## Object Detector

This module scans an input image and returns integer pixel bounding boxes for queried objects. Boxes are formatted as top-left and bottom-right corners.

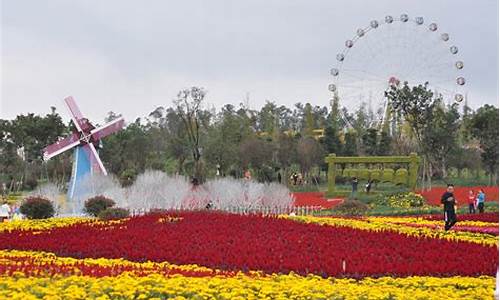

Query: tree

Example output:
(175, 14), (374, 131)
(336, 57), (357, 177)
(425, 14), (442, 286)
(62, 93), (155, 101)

(343, 130), (358, 156)
(323, 125), (343, 155)
(469, 104), (499, 185)
(362, 128), (378, 155)
(423, 101), (461, 178)
(296, 137), (324, 179)
(324, 94), (343, 155)
(239, 137), (275, 181)
(377, 131), (392, 156)
(303, 103), (315, 137)
(172, 87), (207, 181)
(204, 104), (250, 176)
(385, 82), (435, 190)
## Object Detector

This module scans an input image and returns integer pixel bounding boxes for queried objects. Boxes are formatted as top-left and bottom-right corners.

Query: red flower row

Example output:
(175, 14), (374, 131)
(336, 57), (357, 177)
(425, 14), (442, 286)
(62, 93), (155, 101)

(423, 212), (498, 223)
(395, 222), (499, 236)
(0, 212), (497, 278)
(419, 186), (498, 206)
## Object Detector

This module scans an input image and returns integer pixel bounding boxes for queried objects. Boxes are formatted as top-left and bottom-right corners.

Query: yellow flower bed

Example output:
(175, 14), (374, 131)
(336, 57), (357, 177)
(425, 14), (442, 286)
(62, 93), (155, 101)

(0, 218), (129, 233)
(367, 216), (498, 228)
(286, 216), (498, 246)
(0, 218), (90, 233)
(0, 273), (494, 300)
(0, 250), (235, 277)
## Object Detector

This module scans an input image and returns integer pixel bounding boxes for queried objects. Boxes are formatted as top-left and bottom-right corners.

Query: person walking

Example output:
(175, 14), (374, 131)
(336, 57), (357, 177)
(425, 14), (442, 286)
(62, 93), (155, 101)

(467, 190), (476, 214)
(476, 189), (485, 213)
(365, 179), (373, 194)
(0, 201), (10, 222)
(351, 177), (359, 199)
(441, 184), (458, 231)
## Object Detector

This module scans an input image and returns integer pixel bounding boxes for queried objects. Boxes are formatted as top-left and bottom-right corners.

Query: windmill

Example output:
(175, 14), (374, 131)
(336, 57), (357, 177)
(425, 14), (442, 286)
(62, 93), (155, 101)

(42, 96), (125, 199)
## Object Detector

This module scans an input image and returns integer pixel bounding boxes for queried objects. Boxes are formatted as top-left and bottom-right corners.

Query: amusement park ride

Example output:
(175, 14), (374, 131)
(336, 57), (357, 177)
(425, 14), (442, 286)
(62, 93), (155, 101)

(42, 97), (124, 199)
(328, 13), (467, 131)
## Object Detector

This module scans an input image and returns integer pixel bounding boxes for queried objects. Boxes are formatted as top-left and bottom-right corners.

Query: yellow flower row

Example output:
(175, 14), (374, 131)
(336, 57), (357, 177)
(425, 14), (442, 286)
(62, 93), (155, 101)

(0, 250), (237, 277)
(0, 272), (494, 300)
(368, 216), (498, 228)
(286, 215), (498, 246)
(0, 218), (127, 233)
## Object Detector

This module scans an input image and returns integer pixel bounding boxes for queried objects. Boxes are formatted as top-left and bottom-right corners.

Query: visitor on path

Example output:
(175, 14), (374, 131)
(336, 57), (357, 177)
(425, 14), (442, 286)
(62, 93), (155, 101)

(365, 180), (373, 194)
(277, 172), (282, 184)
(441, 184), (457, 231)
(292, 173), (299, 185)
(467, 190), (476, 214)
(244, 170), (252, 181)
(0, 201), (10, 222)
(351, 177), (359, 198)
(476, 189), (485, 213)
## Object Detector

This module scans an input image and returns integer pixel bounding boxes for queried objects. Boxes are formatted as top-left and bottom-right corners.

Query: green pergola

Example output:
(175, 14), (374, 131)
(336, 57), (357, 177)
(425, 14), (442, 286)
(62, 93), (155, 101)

(325, 153), (420, 197)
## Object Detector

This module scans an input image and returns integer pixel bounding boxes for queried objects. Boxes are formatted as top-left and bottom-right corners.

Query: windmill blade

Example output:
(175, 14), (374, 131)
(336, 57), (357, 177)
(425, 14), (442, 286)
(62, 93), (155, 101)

(42, 133), (81, 160)
(64, 96), (85, 132)
(90, 117), (125, 141)
(82, 143), (108, 176)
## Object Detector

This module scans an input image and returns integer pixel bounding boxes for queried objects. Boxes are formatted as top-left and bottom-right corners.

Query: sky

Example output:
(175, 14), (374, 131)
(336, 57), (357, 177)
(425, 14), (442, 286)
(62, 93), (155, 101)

(1, 0), (498, 123)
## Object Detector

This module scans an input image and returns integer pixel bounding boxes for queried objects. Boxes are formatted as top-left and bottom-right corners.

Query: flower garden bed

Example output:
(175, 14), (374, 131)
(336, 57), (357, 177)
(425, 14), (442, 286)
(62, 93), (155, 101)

(418, 186), (499, 206)
(0, 212), (497, 299)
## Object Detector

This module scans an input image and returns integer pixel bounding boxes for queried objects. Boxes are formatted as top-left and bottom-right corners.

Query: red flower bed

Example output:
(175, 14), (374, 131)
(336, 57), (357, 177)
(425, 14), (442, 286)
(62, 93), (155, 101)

(0, 212), (496, 278)
(419, 186), (499, 206)
(423, 212), (499, 223)
(396, 222), (499, 236)
(292, 192), (342, 209)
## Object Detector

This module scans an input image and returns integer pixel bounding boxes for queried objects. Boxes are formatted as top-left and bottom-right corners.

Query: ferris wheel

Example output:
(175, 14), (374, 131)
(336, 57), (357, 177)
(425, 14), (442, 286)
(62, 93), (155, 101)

(328, 14), (466, 129)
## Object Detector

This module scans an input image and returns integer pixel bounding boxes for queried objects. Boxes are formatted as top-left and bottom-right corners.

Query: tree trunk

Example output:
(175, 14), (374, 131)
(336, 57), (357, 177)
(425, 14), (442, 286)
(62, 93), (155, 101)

(427, 163), (433, 191)
(441, 157), (447, 179)
(421, 156), (426, 192)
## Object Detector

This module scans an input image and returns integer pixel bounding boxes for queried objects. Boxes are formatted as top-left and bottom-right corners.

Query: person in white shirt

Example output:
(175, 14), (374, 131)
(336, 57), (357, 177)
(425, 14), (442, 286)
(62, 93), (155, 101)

(0, 202), (11, 222)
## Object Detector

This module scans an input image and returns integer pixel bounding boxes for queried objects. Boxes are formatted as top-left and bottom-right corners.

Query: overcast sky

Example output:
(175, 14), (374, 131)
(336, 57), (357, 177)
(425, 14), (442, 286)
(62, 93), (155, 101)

(1, 0), (498, 123)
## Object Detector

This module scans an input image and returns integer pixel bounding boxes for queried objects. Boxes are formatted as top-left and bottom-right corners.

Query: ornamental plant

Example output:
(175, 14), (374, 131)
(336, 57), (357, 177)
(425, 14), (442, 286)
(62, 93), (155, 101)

(20, 196), (55, 219)
(98, 208), (130, 220)
(332, 199), (368, 215)
(84, 195), (116, 217)
(374, 192), (424, 208)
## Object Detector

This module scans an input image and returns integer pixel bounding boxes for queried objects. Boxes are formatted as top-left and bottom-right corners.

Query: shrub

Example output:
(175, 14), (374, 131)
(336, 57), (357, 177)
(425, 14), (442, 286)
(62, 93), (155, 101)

(84, 195), (115, 217)
(20, 196), (55, 219)
(333, 199), (368, 216)
(98, 207), (130, 220)
(374, 192), (425, 208)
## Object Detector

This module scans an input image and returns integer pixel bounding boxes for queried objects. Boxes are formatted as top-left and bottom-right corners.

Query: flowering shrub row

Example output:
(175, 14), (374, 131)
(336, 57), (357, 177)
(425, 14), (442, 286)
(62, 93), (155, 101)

(0, 273), (495, 300)
(0, 212), (496, 277)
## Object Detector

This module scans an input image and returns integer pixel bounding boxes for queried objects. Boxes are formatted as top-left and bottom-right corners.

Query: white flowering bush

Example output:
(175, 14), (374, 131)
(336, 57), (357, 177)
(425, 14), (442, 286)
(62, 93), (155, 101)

(56, 170), (294, 214)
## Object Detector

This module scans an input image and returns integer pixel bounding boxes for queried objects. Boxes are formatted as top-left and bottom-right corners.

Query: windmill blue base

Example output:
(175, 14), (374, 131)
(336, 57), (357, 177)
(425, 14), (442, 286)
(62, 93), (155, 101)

(67, 146), (92, 200)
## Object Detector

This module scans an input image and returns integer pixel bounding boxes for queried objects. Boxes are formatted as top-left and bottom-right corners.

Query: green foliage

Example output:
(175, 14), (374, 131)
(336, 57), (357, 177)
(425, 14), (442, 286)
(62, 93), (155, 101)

(373, 192), (425, 208)
(20, 196), (55, 219)
(98, 207), (130, 220)
(343, 130), (358, 156)
(84, 195), (116, 217)
(362, 128), (378, 155)
(469, 104), (499, 184)
(393, 168), (408, 185)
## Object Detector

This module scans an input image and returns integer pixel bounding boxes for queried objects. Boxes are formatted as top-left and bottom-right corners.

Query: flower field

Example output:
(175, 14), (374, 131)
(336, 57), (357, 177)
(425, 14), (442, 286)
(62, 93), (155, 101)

(0, 212), (497, 299)
(418, 186), (499, 206)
